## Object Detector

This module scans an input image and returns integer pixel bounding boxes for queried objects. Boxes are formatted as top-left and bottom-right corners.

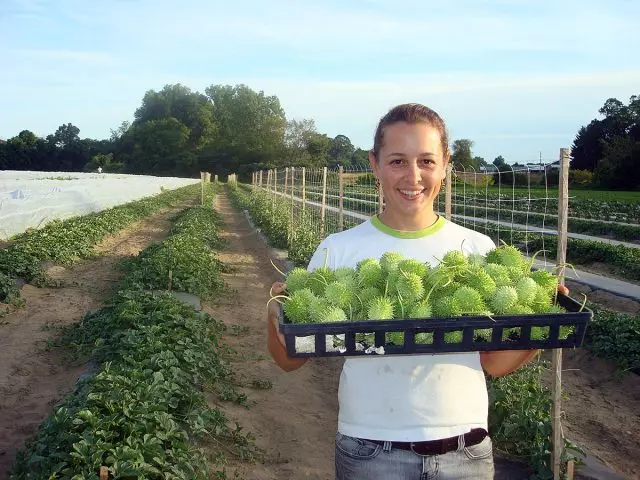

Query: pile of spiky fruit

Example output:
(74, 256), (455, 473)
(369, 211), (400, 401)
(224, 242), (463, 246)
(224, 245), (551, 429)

(276, 244), (572, 346)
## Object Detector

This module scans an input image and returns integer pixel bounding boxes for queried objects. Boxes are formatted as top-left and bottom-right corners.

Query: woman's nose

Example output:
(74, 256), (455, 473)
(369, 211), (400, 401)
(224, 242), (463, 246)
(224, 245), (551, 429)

(407, 162), (421, 184)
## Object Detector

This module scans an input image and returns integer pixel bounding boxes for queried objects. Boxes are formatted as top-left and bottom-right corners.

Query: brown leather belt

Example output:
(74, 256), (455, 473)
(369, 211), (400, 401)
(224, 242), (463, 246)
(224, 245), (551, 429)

(365, 428), (488, 456)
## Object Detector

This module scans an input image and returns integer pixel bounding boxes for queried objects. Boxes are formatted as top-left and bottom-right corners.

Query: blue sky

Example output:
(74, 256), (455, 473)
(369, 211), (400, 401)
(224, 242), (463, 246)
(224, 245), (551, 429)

(1, 0), (639, 164)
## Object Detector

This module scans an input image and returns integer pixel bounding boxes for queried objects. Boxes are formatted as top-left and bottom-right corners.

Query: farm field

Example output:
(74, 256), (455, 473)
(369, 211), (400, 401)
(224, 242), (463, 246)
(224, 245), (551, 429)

(0, 182), (638, 479)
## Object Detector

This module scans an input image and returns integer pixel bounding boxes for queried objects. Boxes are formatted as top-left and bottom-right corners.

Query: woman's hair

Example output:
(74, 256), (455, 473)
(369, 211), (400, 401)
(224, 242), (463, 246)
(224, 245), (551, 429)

(371, 103), (449, 161)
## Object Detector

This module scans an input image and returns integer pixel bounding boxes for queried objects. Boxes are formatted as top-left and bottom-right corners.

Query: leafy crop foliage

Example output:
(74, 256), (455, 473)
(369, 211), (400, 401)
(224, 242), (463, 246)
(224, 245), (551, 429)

(11, 291), (251, 479)
(487, 362), (583, 479)
(121, 205), (225, 299)
(227, 183), (321, 266)
(10, 184), (255, 479)
(0, 183), (201, 302)
(585, 303), (640, 373)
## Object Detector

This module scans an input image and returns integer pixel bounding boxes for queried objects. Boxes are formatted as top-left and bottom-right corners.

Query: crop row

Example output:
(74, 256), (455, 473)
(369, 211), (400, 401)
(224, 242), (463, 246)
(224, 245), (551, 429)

(0, 183), (202, 304)
(10, 184), (253, 479)
(290, 183), (640, 224)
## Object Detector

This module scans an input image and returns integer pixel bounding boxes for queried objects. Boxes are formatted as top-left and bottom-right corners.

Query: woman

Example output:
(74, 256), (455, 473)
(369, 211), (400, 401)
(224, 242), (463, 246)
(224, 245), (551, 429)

(267, 103), (566, 480)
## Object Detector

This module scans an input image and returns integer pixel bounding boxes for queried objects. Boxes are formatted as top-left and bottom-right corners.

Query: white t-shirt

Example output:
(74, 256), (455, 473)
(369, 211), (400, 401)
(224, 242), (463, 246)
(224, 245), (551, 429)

(306, 215), (496, 442)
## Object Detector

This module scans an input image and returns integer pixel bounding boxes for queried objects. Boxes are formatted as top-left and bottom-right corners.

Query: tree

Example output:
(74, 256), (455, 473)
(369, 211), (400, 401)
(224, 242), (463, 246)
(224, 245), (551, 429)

(205, 84), (285, 158)
(473, 156), (487, 167)
(329, 134), (355, 167)
(53, 123), (80, 148)
(126, 118), (195, 175)
(493, 155), (507, 169)
(450, 139), (476, 169)
(135, 84), (215, 151)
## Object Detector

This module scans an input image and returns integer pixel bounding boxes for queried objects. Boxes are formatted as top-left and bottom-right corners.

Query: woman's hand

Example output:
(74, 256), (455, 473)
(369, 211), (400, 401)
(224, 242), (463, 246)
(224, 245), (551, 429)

(268, 281), (287, 348)
(266, 281), (308, 372)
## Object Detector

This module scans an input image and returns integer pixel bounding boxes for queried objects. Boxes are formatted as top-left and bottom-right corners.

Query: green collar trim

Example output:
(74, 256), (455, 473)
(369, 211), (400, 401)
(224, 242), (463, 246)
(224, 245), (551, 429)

(370, 215), (446, 239)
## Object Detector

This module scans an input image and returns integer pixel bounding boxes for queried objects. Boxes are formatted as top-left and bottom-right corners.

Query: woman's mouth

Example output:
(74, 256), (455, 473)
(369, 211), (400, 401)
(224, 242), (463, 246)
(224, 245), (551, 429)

(398, 188), (425, 201)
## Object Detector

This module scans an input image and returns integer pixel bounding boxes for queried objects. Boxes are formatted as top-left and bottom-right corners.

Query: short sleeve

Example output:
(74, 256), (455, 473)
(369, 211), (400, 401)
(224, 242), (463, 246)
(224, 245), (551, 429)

(306, 235), (335, 272)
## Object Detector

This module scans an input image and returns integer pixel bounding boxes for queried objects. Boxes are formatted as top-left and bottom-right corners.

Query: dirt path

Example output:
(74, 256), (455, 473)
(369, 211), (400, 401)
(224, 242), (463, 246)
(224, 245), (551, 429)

(0, 202), (192, 480)
(203, 192), (342, 479)
(206, 191), (640, 480)
(541, 349), (640, 479)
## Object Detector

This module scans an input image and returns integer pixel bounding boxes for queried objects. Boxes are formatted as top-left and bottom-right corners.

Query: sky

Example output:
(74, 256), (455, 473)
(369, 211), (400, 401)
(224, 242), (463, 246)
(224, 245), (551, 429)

(1, 0), (639, 164)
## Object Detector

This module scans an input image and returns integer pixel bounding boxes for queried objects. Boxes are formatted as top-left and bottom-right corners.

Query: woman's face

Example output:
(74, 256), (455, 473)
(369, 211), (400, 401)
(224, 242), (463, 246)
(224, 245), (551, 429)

(369, 121), (448, 222)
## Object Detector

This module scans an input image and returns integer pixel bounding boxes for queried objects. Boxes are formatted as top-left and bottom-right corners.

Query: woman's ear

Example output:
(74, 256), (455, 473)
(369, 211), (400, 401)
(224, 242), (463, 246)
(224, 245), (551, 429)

(368, 150), (379, 176)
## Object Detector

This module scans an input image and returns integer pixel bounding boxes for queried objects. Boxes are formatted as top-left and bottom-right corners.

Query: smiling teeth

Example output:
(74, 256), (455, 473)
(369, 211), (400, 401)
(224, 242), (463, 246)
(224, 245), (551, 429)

(400, 190), (423, 196)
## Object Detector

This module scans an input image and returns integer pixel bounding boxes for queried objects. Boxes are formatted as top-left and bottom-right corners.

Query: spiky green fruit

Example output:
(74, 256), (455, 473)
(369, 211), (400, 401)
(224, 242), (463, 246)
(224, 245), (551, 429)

(316, 305), (348, 323)
(442, 250), (468, 268)
(433, 297), (462, 317)
(505, 304), (535, 315)
(531, 286), (553, 313)
(515, 277), (539, 305)
(324, 281), (354, 310)
(357, 260), (383, 289)
(308, 267), (336, 296)
(425, 265), (455, 290)
(452, 286), (486, 314)
(385, 332), (404, 345)
(415, 332), (433, 344)
(530, 269), (558, 295)
(367, 296), (395, 320)
(436, 281), (463, 299)
(489, 286), (519, 314)
(462, 266), (497, 298)
(396, 272), (425, 303)
(484, 263), (512, 287)
(408, 300), (433, 318)
(444, 331), (463, 343)
(398, 259), (428, 278)
(334, 267), (357, 288)
(467, 253), (486, 267)
(486, 244), (527, 272)
(380, 251), (405, 275)
(285, 267), (310, 293)
(355, 286), (381, 312)
(283, 288), (316, 323)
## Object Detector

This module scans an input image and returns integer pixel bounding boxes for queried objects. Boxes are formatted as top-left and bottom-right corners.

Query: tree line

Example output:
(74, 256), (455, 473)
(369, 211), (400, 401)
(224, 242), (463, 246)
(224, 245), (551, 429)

(1, 85), (637, 189)
(0, 84), (370, 180)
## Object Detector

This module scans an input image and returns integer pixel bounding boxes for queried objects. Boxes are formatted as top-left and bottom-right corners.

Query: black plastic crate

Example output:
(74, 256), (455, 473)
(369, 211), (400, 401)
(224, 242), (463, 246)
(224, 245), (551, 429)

(278, 293), (592, 358)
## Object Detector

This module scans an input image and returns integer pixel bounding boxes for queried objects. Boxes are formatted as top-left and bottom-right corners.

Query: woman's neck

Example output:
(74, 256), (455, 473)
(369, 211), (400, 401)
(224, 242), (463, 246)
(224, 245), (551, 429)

(377, 209), (439, 231)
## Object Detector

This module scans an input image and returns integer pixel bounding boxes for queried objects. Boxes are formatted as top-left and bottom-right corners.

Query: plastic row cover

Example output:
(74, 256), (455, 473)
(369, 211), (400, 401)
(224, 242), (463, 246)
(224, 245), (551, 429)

(0, 171), (200, 240)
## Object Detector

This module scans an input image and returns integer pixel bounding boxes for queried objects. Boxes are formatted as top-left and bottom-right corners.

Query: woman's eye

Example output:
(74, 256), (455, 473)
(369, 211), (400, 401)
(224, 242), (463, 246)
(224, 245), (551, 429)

(391, 159), (403, 165)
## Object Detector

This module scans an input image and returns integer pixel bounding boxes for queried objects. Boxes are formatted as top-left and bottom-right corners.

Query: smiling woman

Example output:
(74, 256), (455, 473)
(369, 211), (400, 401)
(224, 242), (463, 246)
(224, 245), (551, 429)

(266, 103), (553, 480)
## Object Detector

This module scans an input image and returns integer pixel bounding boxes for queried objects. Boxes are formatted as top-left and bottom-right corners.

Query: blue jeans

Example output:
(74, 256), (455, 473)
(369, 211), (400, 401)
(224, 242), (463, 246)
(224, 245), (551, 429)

(335, 432), (494, 480)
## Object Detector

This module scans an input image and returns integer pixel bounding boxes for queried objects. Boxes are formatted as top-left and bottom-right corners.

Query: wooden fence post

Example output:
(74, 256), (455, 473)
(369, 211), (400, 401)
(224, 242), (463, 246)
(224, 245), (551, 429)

(290, 167), (295, 242)
(551, 147), (570, 480)
(445, 164), (453, 220)
(284, 167), (289, 197)
(339, 166), (344, 231)
(302, 167), (306, 216)
(320, 166), (328, 237)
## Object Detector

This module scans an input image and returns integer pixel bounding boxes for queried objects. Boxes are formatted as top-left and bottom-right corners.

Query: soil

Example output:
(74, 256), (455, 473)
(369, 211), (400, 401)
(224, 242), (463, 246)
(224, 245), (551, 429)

(0, 203), (191, 480)
(204, 191), (640, 480)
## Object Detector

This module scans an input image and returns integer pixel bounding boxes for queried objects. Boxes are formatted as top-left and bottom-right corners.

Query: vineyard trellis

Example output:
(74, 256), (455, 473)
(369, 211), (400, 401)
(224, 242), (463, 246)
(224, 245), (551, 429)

(247, 149), (579, 479)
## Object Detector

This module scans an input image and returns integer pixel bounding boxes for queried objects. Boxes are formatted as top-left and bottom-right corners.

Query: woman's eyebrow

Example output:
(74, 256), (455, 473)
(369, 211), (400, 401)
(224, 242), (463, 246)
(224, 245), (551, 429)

(388, 152), (436, 157)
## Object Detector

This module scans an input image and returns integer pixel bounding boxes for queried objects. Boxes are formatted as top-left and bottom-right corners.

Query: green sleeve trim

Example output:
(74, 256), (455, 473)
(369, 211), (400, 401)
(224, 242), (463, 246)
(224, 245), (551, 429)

(370, 215), (446, 239)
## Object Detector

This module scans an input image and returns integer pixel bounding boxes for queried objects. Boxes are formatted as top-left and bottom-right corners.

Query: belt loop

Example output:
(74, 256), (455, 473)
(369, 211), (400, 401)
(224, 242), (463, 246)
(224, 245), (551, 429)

(383, 440), (392, 452)
(456, 433), (466, 452)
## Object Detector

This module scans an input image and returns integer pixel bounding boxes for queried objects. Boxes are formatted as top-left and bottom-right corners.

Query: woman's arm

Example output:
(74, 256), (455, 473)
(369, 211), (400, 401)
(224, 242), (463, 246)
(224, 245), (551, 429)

(480, 285), (570, 377)
(266, 282), (308, 372)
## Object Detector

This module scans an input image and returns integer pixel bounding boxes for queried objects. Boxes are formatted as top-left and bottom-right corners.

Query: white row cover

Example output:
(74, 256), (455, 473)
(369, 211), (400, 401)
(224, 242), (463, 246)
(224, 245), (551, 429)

(0, 170), (200, 240)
